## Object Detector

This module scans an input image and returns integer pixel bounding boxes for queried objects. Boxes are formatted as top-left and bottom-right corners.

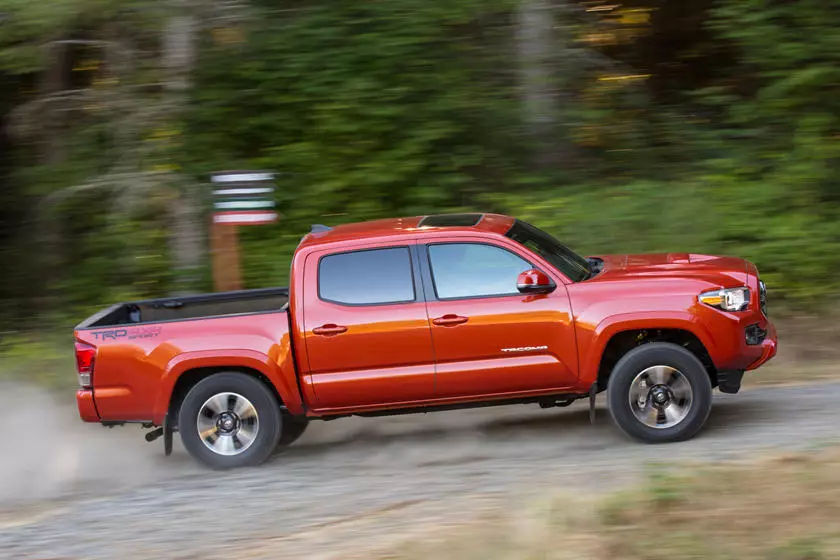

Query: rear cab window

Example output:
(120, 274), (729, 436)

(318, 247), (415, 305)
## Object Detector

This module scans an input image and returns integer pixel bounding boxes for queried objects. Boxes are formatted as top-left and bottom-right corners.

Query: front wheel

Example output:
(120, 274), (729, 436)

(607, 342), (712, 443)
(178, 372), (282, 469)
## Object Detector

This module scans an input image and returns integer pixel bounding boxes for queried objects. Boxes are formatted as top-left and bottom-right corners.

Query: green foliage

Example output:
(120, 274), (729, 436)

(1, 0), (840, 327)
(185, 1), (521, 215)
(483, 178), (840, 307)
(0, 332), (75, 389)
(182, 0), (526, 288)
(0, 0), (158, 74)
(709, 0), (840, 182)
(770, 537), (825, 560)
(0, 0), (81, 74)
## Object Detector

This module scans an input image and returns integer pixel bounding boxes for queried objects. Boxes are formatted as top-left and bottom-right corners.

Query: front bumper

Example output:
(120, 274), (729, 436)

(746, 320), (777, 371)
(77, 389), (100, 422)
(696, 298), (778, 373)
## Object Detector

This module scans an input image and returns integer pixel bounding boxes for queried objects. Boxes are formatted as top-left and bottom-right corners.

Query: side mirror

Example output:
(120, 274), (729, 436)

(517, 268), (556, 295)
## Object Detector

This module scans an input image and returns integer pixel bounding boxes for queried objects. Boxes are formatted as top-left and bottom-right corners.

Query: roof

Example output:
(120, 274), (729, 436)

(298, 213), (515, 249)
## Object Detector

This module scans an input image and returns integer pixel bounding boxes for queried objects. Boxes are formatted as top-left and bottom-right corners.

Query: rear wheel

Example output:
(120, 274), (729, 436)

(607, 342), (712, 443)
(178, 372), (282, 469)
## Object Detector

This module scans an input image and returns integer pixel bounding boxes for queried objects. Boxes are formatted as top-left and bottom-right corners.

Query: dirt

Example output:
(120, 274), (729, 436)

(0, 374), (839, 560)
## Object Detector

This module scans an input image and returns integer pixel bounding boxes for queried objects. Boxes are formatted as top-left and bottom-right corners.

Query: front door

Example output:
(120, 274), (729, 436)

(302, 245), (436, 410)
(421, 240), (578, 398)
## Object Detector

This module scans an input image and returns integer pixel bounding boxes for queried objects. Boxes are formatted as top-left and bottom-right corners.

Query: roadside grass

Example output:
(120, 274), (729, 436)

(0, 332), (76, 390)
(745, 358), (840, 388)
(381, 448), (840, 560)
(745, 313), (840, 387)
(599, 450), (840, 560)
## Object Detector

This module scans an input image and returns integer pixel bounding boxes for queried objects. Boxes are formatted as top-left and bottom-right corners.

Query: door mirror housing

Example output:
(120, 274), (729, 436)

(516, 269), (556, 295)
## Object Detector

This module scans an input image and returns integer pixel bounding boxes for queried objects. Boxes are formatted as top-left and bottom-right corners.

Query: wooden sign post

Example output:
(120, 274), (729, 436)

(210, 171), (278, 292)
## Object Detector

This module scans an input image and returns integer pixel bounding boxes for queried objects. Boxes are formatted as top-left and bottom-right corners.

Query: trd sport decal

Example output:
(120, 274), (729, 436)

(92, 326), (162, 341)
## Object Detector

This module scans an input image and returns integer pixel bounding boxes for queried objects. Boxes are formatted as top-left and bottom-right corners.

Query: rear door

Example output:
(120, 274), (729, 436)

(302, 243), (436, 410)
(420, 238), (578, 398)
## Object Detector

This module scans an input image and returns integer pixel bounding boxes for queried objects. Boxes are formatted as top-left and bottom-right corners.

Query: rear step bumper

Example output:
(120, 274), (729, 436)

(77, 389), (99, 422)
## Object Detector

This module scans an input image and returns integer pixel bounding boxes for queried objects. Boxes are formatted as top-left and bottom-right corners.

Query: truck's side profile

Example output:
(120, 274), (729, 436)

(75, 213), (777, 468)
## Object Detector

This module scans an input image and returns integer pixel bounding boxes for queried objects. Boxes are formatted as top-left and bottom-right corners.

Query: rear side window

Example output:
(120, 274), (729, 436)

(428, 243), (532, 300)
(319, 247), (415, 305)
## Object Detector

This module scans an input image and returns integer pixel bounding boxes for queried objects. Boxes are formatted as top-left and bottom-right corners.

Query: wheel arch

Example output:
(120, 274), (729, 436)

(585, 313), (718, 391)
(152, 350), (304, 425)
(166, 365), (287, 429)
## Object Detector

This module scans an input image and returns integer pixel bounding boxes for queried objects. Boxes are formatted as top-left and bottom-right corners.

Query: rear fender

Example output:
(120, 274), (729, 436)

(151, 349), (305, 424)
(581, 311), (717, 387)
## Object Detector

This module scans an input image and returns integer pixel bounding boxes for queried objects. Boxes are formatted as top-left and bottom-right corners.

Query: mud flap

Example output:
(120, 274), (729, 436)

(163, 413), (173, 456)
(589, 382), (598, 424)
(718, 370), (744, 394)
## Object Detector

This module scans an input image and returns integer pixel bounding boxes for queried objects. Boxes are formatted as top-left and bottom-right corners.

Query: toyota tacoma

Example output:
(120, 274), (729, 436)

(74, 213), (777, 468)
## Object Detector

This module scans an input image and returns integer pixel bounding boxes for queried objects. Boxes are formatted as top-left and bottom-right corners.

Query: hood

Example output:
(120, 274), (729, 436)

(590, 253), (750, 286)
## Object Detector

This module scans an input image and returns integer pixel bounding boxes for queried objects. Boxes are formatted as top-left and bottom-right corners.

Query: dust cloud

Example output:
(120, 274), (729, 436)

(0, 384), (198, 508)
(0, 382), (578, 509)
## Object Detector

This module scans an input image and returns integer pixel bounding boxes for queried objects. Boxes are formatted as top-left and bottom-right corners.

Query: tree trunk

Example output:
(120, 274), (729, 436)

(516, 0), (573, 170)
(162, 5), (204, 295)
(33, 40), (70, 313)
(38, 41), (69, 165)
(169, 184), (204, 293)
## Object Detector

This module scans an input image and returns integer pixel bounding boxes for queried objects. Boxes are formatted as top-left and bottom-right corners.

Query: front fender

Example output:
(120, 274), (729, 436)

(579, 311), (718, 387)
(151, 349), (305, 424)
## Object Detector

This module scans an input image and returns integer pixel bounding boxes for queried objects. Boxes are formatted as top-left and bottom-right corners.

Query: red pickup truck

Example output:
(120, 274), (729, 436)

(74, 213), (777, 468)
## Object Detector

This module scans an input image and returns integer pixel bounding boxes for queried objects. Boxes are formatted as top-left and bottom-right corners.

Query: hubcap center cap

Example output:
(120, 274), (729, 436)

(198, 392), (260, 456)
(629, 366), (694, 430)
(217, 413), (238, 433)
(652, 387), (670, 406)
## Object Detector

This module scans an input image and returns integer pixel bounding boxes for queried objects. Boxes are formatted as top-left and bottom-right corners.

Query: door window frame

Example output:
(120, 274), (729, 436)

(316, 245), (422, 307)
(420, 240), (546, 302)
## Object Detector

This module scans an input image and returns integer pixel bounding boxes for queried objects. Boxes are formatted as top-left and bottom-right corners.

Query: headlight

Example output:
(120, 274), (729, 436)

(698, 287), (751, 312)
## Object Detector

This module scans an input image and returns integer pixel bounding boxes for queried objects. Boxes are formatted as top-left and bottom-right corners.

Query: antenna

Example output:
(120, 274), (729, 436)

(310, 224), (332, 233)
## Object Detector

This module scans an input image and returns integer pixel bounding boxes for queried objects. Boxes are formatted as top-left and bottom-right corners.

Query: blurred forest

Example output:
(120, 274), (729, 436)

(1, 0), (839, 329)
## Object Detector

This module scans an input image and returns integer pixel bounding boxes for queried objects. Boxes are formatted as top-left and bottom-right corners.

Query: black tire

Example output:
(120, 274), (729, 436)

(178, 372), (282, 469)
(278, 413), (309, 448)
(607, 342), (712, 443)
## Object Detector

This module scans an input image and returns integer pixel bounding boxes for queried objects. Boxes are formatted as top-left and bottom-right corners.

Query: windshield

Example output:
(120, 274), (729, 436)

(505, 220), (591, 282)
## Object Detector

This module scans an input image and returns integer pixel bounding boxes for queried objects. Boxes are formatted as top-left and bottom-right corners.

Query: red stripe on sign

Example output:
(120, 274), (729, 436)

(213, 211), (278, 225)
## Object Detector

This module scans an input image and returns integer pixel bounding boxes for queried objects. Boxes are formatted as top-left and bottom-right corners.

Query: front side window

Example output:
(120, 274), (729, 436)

(428, 243), (532, 299)
(319, 247), (415, 305)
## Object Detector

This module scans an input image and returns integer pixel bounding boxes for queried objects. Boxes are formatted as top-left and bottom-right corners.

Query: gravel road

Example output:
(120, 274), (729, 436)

(2, 381), (839, 559)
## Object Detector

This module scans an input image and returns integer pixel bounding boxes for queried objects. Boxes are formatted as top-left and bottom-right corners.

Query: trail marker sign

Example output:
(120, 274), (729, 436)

(211, 171), (278, 225)
(209, 171), (279, 292)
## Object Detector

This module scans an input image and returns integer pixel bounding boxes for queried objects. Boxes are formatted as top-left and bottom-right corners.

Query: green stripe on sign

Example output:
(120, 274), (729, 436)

(214, 200), (276, 210)
(214, 196), (276, 204)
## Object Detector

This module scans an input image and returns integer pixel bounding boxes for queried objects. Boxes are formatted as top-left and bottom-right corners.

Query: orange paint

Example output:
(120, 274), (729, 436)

(75, 213), (777, 424)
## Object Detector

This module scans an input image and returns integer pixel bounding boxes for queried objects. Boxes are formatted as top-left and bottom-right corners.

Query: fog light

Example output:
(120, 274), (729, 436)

(745, 323), (766, 346)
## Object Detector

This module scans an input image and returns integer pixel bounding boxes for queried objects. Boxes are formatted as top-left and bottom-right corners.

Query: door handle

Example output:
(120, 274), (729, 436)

(312, 324), (348, 336)
(432, 314), (468, 326)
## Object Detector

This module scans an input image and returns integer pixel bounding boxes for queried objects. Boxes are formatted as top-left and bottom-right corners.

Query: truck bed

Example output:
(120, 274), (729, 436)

(76, 287), (289, 329)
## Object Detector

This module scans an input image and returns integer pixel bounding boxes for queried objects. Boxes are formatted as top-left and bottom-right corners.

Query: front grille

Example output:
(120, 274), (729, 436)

(759, 280), (767, 316)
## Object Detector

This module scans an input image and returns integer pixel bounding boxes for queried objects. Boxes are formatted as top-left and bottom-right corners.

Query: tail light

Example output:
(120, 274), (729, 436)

(75, 341), (96, 388)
